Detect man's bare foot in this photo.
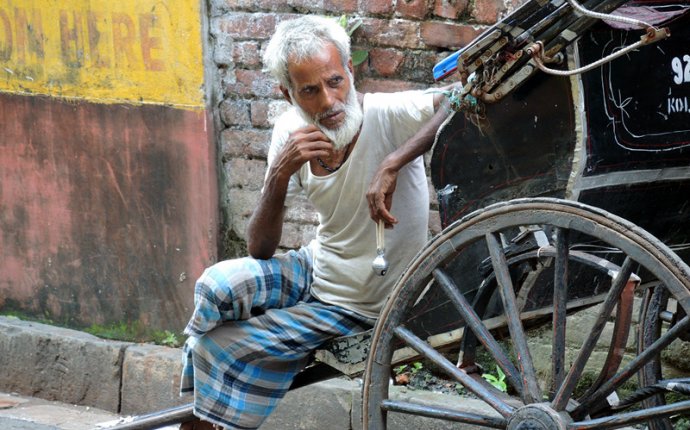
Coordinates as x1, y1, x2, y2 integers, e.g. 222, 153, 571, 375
179, 418, 221, 430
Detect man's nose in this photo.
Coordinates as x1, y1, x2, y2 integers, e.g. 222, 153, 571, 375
319, 87, 337, 112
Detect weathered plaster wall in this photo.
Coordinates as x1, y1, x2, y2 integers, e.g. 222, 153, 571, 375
0, 0, 217, 332
208, 0, 521, 258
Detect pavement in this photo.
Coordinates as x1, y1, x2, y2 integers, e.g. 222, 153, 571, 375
0, 315, 506, 429
0, 391, 179, 430
0, 314, 653, 430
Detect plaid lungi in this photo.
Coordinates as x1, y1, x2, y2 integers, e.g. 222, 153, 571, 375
180, 247, 373, 429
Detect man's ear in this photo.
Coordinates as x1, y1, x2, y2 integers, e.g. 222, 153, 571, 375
280, 85, 293, 105
347, 58, 354, 76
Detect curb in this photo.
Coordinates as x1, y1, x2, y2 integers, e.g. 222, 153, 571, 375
0, 316, 496, 429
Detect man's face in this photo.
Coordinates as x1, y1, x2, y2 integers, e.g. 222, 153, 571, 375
282, 43, 363, 149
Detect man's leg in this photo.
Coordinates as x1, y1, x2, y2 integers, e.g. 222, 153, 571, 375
183, 248, 314, 337
184, 299, 371, 429
179, 247, 372, 429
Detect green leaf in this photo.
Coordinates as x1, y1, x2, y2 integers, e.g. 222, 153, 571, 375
351, 50, 368, 66
482, 367, 508, 392
347, 19, 362, 36
338, 14, 348, 29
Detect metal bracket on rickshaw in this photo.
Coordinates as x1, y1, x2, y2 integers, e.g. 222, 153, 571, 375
434, 0, 672, 108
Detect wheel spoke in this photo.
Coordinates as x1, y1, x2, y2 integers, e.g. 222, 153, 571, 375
393, 325, 516, 418
551, 257, 635, 411
380, 399, 507, 428
485, 232, 542, 404
433, 268, 524, 396
552, 227, 569, 394
572, 315, 690, 417
569, 399, 690, 430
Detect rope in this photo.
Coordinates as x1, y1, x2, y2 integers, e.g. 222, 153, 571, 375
376, 219, 385, 251
527, 26, 669, 77
566, 0, 654, 29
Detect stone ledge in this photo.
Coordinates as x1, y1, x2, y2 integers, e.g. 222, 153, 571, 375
0, 316, 503, 429
0, 316, 186, 416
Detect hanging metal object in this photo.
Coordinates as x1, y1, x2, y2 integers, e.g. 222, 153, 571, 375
372, 219, 389, 276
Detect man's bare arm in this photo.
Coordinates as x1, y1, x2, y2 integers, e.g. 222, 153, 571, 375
247, 126, 333, 259
366, 83, 458, 226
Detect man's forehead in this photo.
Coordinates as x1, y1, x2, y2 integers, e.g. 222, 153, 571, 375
286, 44, 347, 90
287, 43, 344, 70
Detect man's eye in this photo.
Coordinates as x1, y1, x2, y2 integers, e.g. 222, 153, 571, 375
328, 77, 343, 87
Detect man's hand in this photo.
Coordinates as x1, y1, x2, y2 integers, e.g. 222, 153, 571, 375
271, 125, 334, 179
247, 125, 333, 259
366, 162, 399, 228
365, 91, 455, 230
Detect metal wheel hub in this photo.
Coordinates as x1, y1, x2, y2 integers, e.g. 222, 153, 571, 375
507, 403, 570, 430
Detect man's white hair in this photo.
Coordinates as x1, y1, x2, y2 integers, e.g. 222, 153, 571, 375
263, 16, 351, 89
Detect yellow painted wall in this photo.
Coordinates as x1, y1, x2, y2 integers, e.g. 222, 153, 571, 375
0, 0, 204, 108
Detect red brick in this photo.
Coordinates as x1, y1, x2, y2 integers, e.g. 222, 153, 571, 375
361, 0, 394, 15
396, 0, 429, 20
225, 158, 266, 190
324, 0, 357, 13
420, 21, 481, 49
472, 0, 504, 24
369, 48, 405, 77
220, 99, 251, 126
280, 222, 317, 249
221, 129, 272, 159
356, 18, 422, 49
398, 50, 444, 82
250, 100, 292, 128
288, 0, 325, 10
232, 41, 262, 67
215, 0, 290, 12
433, 0, 470, 19
285, 194, 319, 224
224, 69, 282, 98
358, 77, 428, 93
228, 189, 261, 219
216, 12, 299, 40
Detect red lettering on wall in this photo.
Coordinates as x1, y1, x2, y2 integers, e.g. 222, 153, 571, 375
14, 8, 44, 63
0, 9, 11, 62
112, 13, 137, 68
87, 11, 110, 68
139, 13, 164, 71
59, 10, 83, 66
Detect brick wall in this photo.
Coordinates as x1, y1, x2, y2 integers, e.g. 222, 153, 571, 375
208, 0, 522, 258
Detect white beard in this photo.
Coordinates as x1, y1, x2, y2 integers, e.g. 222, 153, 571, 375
294, 81, 363, 150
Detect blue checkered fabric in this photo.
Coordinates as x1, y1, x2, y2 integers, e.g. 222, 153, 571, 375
180, 248, 373, 429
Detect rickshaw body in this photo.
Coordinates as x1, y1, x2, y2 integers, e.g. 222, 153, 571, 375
364, 2, 690, 429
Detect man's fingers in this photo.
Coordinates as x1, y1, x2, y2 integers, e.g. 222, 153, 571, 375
369, 192, 397, 227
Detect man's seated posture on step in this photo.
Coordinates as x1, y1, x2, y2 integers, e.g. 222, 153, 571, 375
180, 15, 454, 430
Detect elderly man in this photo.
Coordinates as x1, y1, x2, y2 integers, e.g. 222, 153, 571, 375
180, 15, 454, 430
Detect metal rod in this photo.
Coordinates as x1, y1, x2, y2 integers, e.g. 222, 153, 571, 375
105, 404, 194, 430
570, 399, 690, 430
393, 325, 516, 418
485, 232, 542, 404
381, 399, 506, 428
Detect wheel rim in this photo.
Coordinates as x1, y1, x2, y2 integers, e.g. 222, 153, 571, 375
362, 198, 690, 430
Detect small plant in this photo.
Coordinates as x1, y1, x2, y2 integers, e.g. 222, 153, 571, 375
674, 416, 690, 430
393, 361, 424, 385
335, 14, 368, 66
482, 365, 508, 392
395, 361, 423, 375
151, 330, 183, 348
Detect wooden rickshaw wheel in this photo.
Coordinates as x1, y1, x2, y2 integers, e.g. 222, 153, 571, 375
363, 198, 690, 430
